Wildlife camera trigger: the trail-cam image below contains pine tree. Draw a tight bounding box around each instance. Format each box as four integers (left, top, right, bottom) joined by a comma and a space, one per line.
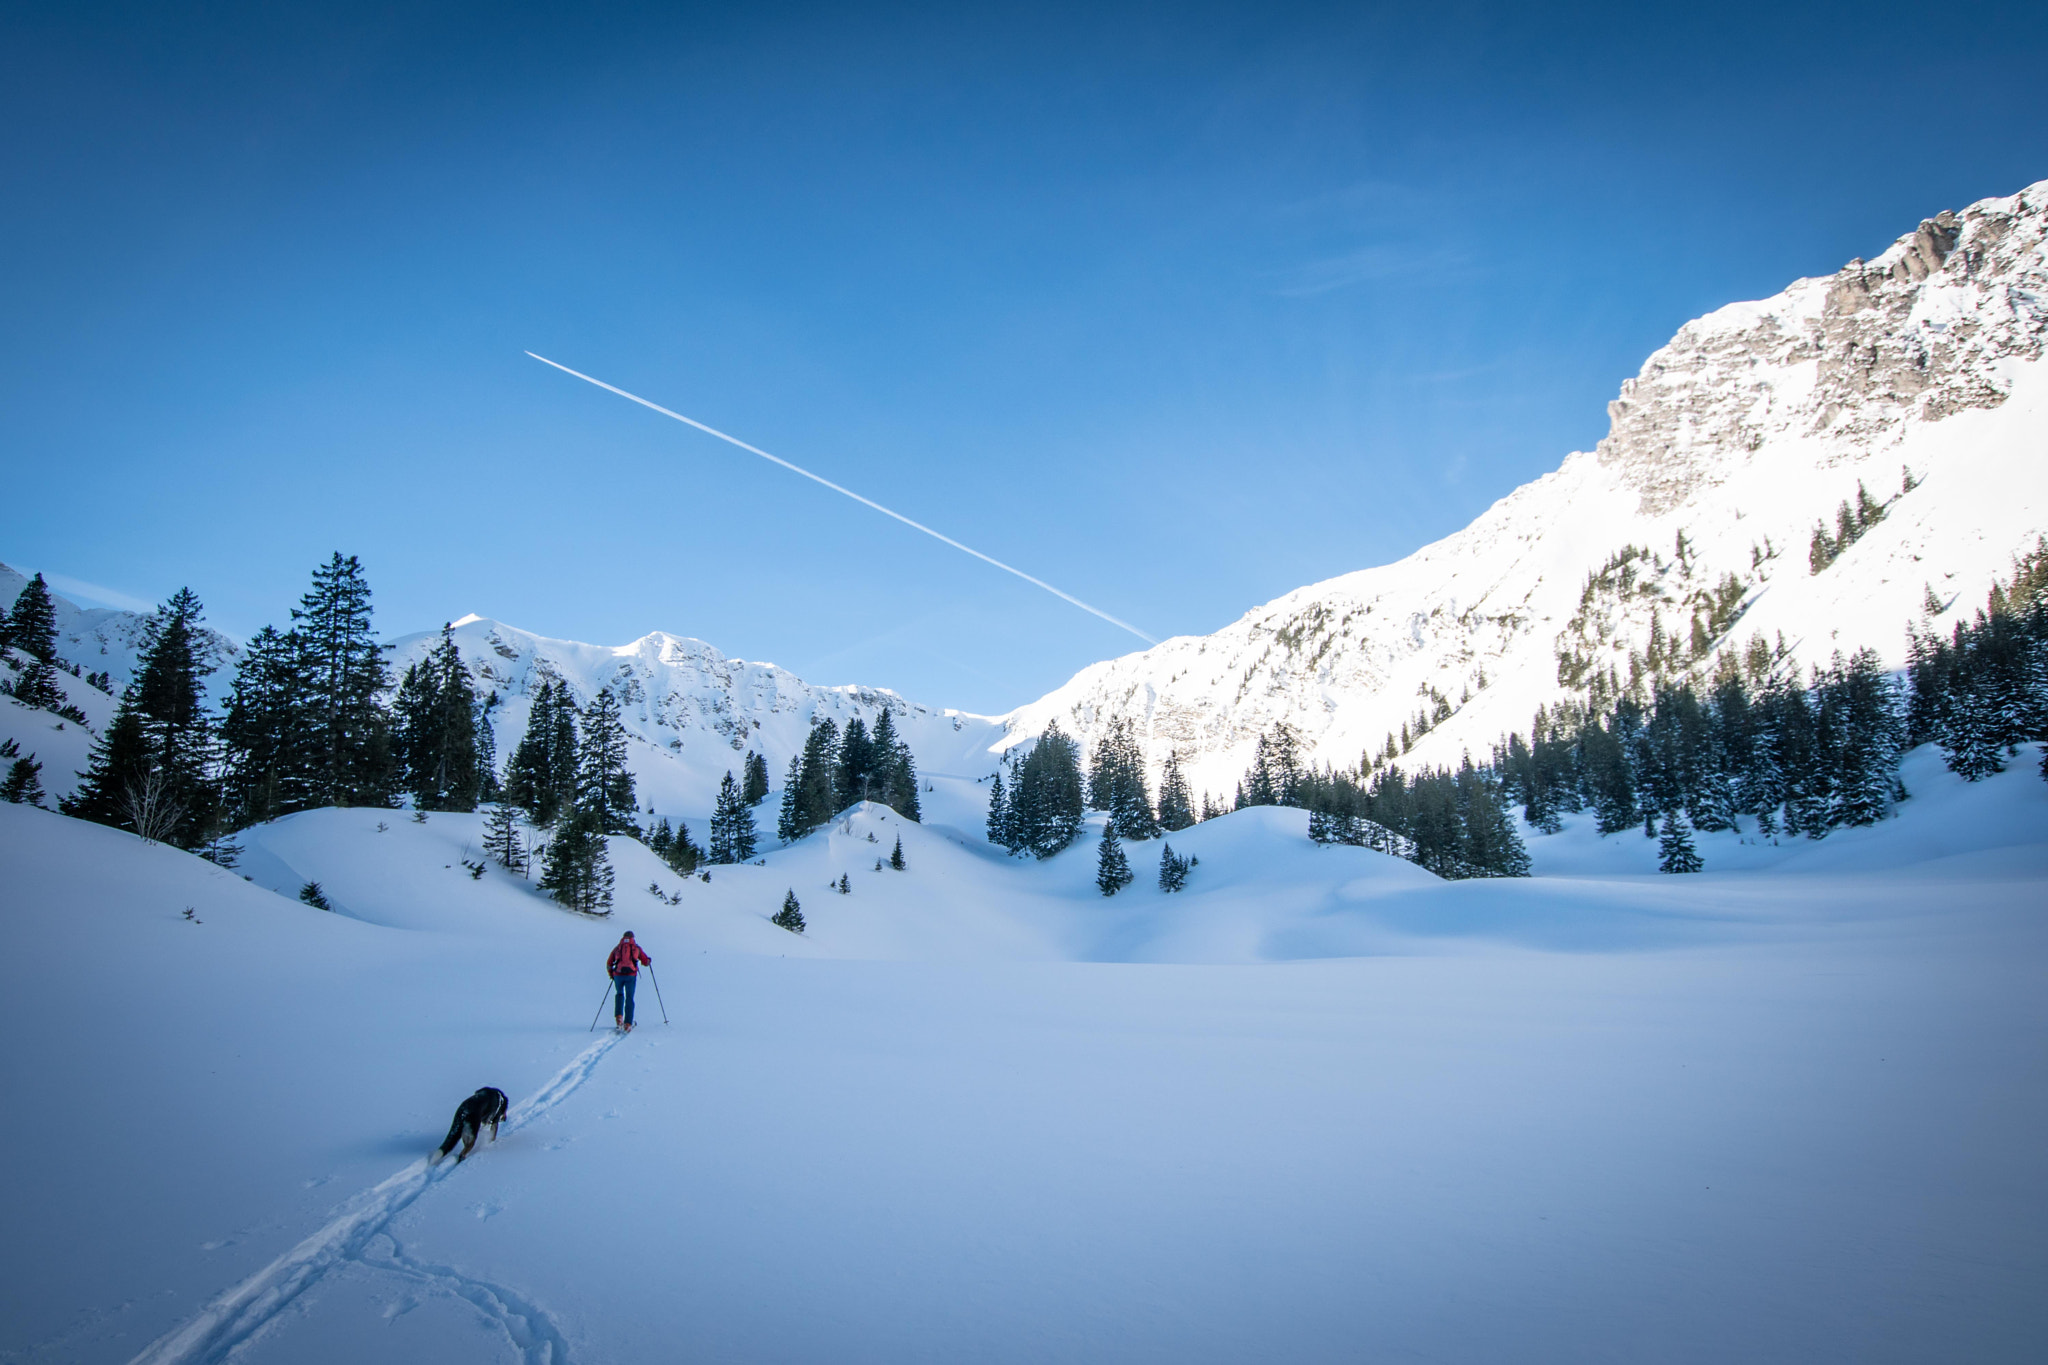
776, 753, 805, 842
1938, 685, 2003, 780
708, 770, 758, 864
503, 677, 580, 825
5, 572, 63, 710
396, 625, 483, 812
650, 815, 702, 873
1155, 752, 1196, 831
1456, 761, 1532, 877
291, 554, 396, 807
299, 880, 332, 910
1827, 648, 1904, 824
836, 717, 878, 805
65, 589, 218, 847
1242, 735, 1278, 806
772, 889, 805, 933
1011, 722, 1085, 858
219, 625, 318, 826
870, 707, 921, 821
1095, 821, 1133, 896
742, 750, 771, 806
1658, 811, 1703, 873
890, 834, 905, 870
482, 802, 528, 874
1088, 717, 1157, 840
794, 716, 842, 830
477, 691, 500, 802
1, 753, 45, 806
575, 688, 637, 834
1157, 841, 1191, 892
1580, 712, 1639, 835
540, 804, 614, 913
985, 771, 1012, 850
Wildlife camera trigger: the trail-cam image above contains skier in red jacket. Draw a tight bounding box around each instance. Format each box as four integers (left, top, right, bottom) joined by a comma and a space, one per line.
607, 931, 652, 1032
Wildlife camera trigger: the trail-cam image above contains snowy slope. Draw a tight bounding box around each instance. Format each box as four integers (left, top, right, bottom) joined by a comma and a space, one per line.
1, 746, 2043, 1363
1005, 181, 2048, 796
384, 615, 1007, 821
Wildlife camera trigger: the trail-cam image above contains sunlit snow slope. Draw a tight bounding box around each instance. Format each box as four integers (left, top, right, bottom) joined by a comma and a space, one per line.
1007, 180, 2048, 798
1, 745, 2043, 1364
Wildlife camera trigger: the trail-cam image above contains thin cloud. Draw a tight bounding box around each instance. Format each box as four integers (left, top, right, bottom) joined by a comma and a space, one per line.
41, 572, 156, 614
1272, 243, 1470, 296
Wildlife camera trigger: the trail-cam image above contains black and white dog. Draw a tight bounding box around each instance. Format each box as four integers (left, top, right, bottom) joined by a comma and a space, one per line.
432, 1087, 510, 1165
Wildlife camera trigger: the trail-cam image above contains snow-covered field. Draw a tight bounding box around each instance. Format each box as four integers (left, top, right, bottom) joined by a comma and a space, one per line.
2, 746, 2043, 1364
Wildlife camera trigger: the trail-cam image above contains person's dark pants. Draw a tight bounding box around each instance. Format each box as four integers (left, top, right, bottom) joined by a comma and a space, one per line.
612, 973, 637, 1025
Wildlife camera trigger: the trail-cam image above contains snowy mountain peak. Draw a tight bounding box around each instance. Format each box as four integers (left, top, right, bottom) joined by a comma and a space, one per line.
1004, 180, 2048, 802
388, 615, 1003, 818
1598, 181, 2047, 517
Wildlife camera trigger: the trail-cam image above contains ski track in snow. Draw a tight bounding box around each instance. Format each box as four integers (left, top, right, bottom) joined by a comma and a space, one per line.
128, 1034, 620, 1365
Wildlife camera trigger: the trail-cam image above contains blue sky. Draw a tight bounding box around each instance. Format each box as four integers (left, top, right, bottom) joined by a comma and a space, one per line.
3, 1, 2044, 713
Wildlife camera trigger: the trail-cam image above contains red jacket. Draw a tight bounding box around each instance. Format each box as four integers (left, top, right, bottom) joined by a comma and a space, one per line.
607, 939, 651, 976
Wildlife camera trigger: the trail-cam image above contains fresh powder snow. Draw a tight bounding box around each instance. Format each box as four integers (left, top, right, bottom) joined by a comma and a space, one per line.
1, 744, 2042, 1364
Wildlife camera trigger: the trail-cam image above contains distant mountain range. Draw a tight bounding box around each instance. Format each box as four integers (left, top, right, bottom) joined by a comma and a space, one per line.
12, 180, 2045, 817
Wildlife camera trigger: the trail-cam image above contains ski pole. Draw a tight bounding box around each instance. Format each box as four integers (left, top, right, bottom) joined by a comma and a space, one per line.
589, 979, 615, 1032
647, 965, 670, 1024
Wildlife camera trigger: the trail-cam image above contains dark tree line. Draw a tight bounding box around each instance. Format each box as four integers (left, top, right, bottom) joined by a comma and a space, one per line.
1491, 649, 1906, 858
1905, 540, 2048, 783
776, 709, 920, 841
45, 556, 512, 869
1301, 757, 1531, 879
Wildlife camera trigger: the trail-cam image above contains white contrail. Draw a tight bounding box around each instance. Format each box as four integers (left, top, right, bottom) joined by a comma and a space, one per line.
526, 351, 1158, 645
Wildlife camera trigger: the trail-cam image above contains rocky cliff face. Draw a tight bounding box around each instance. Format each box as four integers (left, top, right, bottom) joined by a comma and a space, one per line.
1599, 194, 2047, 516
1004, 181, 2048, 802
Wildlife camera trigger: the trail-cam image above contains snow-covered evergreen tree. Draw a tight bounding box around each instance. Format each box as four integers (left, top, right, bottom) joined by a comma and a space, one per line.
708, 770, 758, 864
1095, 821, 1132, 896
1155, 752, 1196, 831
504, 677, 579, 826
4, 572, 62, 710
291, 554, 395, 808
742, 750, 770, 806
540, 805, 614, 913
1157, 841, 1191, 892
776, 753, 805, 843
870, 707, 920, 821
1010, 722, 1084, 859
985, 771, 1012, 850
1, 753, 45, 806
575, 688, 637, 835
1658, 811, 1703, 873
482, 802, 528, 875
772, 889, 805, 934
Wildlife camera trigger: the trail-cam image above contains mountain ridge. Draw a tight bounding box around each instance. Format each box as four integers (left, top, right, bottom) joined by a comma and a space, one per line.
999, 179, 2048, 801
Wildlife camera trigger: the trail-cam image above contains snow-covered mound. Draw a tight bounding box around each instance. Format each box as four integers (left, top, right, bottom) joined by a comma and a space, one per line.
1006, 181, 2048, 794
2, 742, 2043, 1363
385, 615, 1008, 820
